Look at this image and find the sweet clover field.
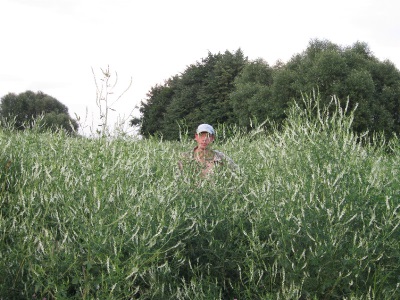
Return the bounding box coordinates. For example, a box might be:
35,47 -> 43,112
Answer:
1,98 -> 399,299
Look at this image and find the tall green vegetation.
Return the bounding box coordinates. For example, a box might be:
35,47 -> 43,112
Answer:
1,95 -> 399,299
0,90 -> 78,134
135,39 -> 400,140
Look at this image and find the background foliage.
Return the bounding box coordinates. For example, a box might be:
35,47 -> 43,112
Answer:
0,90 -> 78,134
135,49 -> 247,140
134,39 -> 400,140
1,95 -> 399,299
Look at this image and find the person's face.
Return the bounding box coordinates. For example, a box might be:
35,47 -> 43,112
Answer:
195,132 -> 214,150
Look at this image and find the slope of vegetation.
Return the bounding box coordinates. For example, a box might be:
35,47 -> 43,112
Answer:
1,96 -> 399,299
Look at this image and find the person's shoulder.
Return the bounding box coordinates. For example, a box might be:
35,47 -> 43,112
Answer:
213,150 -> 234,165
212,150 -> 226,160
213,150 -> 239,171
180,149 -> 194,161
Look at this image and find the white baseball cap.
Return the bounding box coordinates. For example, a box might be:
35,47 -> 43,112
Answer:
196,124 -> 215,135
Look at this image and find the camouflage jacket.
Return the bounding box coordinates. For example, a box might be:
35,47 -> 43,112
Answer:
178,147 -> 238,178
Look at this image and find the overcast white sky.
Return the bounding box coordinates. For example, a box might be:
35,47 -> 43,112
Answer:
1,0 -> 399,135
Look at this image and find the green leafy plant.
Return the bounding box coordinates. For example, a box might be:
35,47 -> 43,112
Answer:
0,94 -> 399,299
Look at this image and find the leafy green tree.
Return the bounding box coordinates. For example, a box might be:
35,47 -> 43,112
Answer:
161,56 -> 217,139
368,59 -> 400,135
202,49 -> 247,124
230,58 -> 274,128
133,80 -> 176,137
273,39 -> 400,137
134,40 -> 400,139
0,90 -> 78,133
137,49 -> 247,140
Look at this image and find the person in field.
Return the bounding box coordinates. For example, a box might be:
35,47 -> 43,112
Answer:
178,123 -> 238,178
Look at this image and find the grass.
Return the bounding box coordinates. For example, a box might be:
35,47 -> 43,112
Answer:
1,95 -> 399,299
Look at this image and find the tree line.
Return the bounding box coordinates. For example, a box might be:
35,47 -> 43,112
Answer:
1,39 -> 399,139
0,90 -> 78,134
132,39 -> 400,140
